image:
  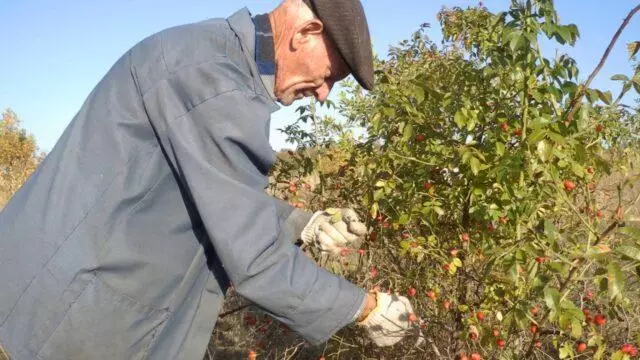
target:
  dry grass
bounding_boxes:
[0,344,10,360]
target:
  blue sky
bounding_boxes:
[1,0,639,152]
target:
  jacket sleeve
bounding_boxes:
[162,89,365,344]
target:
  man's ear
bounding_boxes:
[291,19,324,50]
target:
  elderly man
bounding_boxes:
[0,0,415,359]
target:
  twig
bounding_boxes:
[389,151,436,166]
[218,303,252,318]
[425,336,443,357]
[564,4,640,123]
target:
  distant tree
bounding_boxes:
[0,109,44,207]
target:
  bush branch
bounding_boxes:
[564,4,640,123]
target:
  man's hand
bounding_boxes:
[356,291,415,347]
[300,208,367,255]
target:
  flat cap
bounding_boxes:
[302,0,374,90]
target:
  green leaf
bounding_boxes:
[570,319,583,339]
[607,263,624,302]
[461,148,472,164]
[567,24,580,45]
[496,142,506,156]
[571,162,585,178]
[454,109,466,129]
[382,107,395,117]
[467,117,476,131]
[510,33,524,52]
[370,202,379,219]
[621,226,640,241]
[616,246,640,261]
[448,262,457,275]
[586,244,612,260]
[371,113,382,130]
[325,208,340,215]
[628,41,640,59]
[548,131,566,145]
[413,86,425,104]
[555,25,572,45]
[611,74,629,82]
[400,240,410,251]
[597,90,613,105]
[586,89,599,103]
[452,258,463,267]
[402,123,414,142]
[594,345,607,360]
[527,128,547,145]
[536,140,553,162]
[544,287,560,310]
[612,351,629,360]
[588,334,603,347]
[559,343,572,359]
[328,210,343,223]
[398,214,410,225]
[470,157,481,176]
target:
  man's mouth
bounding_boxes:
[297,90,314,100]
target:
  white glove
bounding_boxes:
[300,208,367,255]
[357,292,415,347]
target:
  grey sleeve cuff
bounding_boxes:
[299,282,367,345]
[351,292,368,323]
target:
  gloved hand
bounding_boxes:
[356,291,415,347]
[299,208,367,255]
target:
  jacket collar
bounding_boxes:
[227,8,278,106]
[252,13,276,98]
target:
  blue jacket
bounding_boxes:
[0,8,366,360]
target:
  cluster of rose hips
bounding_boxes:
[621,343,639,357]
[457,353,482,360]
[285,180,313,209]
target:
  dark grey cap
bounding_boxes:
[302,0,374,90]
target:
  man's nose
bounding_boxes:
[314,82,332,102]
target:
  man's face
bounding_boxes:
[274,24,350,106]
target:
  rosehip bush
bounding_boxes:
[332,0,640,359]
[236,1,640,359]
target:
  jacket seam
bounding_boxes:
[34,276,96,359]
[173,89,243,122]
[94,145,163,272]
[94,271,170,314]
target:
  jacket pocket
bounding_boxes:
[37,273,169,360]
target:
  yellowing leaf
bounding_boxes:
[570,319,583,339]
[536,140,552,162]
[628,41,640,59]
[608,263,624,302]
[454,109,466,129]
[616,245,640,261]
